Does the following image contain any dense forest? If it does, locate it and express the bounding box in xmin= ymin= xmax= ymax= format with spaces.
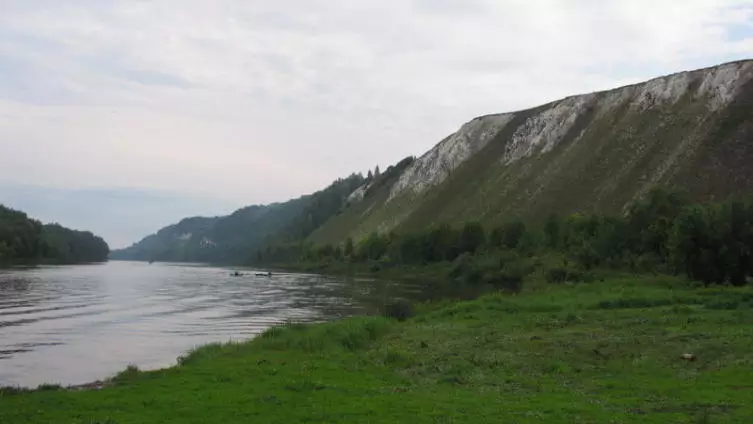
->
xmin=252 ymin=188 xmax=753 ymax=288
xmin=110 ymin=173 xmax=368 ymax=263
xmin=0 ymin=205 xmax=109 ymax=265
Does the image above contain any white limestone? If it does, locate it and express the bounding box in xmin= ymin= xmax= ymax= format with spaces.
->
xmin=696 ymin=61 xmax=753 ymax=111
xmin=389 ymin=113 xmax=514 ymax=200
xmin=362 ymin=61 xmax=753 ymax=207
xmin=347 ymin=184 xmax=369 ymax=204
xmin=503 ymin=94 xmax=594 ymax=164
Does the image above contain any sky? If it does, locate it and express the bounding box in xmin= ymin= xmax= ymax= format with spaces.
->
xmin=1 ymin=1 xmax=752 ymax=248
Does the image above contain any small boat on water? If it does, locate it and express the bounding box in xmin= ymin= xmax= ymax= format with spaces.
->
xmin=230 ymin=271 xmax=272 ymax=277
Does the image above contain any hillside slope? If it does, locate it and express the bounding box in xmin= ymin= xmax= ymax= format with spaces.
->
xmin=0 ymin=204 xmax=109 ymax=264
xmin=109 ymin=201 xmax=308 ymax=263
xmin=111 ymin=175 xmax=365 ymax=263
xmin=310 ymin=60 xmax=753 ymax=244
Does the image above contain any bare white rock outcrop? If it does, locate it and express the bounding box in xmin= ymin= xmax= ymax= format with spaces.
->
xmin=389 ymin=113 xmax=514 ymax=200
xmin=383 ymin=61 xmax=753 ymax=202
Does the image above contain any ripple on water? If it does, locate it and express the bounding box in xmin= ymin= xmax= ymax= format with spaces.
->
xmin=0 ymin=262 xmax=431 ymax=387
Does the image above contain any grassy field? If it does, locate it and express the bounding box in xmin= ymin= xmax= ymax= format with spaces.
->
xmin=3 ymin=275 xmax=753 ymax=423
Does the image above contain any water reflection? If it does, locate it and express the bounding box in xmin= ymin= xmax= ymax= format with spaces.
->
xmin=0 ymin=261 xmax=476 ymax=387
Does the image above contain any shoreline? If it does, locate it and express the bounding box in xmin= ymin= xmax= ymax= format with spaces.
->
xmin=4 ymin=275 xmax=753 ymax=423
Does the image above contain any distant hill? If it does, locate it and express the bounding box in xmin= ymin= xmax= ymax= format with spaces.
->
xmin=0 ymin=205 xmax=109 ymax=264
xmin=110 ymin=174 xmax=365 ymax=263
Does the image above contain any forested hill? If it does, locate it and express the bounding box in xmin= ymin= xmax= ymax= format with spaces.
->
xmin=109 ymin=174 xmax=366 ymax=263
xmin=118 ymin=59 xmax=753 ymax=266
xmin=0 ymin=205 xmax=109 ymax=265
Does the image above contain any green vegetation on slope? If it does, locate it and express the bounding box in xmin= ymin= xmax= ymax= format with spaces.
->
xmin=310 ymin=61 xmax=753 ymax=245
xmin=4 ymin=276 xmax=753 ymax=423
xmin=257 ymin=188 xmax=753 ymax=288
xmin=111 ymin=174 xmax=366 ymax=264
xmin=0 ymin=205 xmax=109 ymax=265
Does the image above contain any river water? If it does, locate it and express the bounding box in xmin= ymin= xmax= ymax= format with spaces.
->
xmin=0 ymin=261 xmax=457 ymax=388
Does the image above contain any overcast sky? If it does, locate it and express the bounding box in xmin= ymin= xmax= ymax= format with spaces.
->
xmin=1 ymin=1 xmax=752 ymax=248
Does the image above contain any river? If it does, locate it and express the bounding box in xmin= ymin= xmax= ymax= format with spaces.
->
xmin=0 ymin=261 xmax=458 ymax=388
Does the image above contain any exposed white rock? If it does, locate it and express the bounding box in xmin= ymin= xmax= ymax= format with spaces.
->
xmin=381 ymin=60 xmax=753 ymax=206
xmin=632 ymin=72 xmax=691 ymax=112
xmin=200 ymin=237 xmax=216 ymax=248
xmin=696 ymin=61 xmax=753 ymax=111
xmin=347 ymin=184 xmax=369 ymax=204
xmin=389 ymin=113 xmax=514 ymax=200
xmin=497 ymin=61 xmax=753 ymax=166
xmin=503 ymin=94 xmax=595 ymax=164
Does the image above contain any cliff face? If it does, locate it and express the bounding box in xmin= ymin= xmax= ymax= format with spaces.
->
xmin=310 ymin=60 xmax=753 ymax=243
xmin=389 ymin=113 xmax=514 ymax=200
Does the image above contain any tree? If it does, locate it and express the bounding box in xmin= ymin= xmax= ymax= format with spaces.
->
xmin=626 ymin=187 xmax=690 ymax=261
xmin=501 ymin=220 xmax=526 ymax=249
xmin=544 ymin=214 xmax=561 ymax=248
xmin=423 ymin=224 xmax=458 ymax=262
xmin=344 ymin=237 xmax=354 ymax=257
xmin=0 ymin=205 xmax=109 ymax=265
xmin=356 ymin=232 xmax=388 ymax=260
xmin=488 ymin=227 xmax=503 ymax=248
xmin=375 ymin=165 xmax=381 ymax=178
xmin=458 ymin=222 xmax=485 ymax=254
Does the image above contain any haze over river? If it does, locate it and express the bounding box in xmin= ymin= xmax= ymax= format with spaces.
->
xmin=0 ymin=261 xmax=455 ymax=387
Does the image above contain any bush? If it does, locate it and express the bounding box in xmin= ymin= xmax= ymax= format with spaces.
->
xmin=545 ymin=265 xmax=595 ymax=284
xmin=501 ymin=220 xmax=527 ymax=249
xmin=112 ymin=364 xmax=140 ymax=382
xmin=383 ymin=300 xmax=414 ymax=322
xmin=484 ymin=258 xmax=531 ymax=293
xmin=449 ymin=253 xmax=474 ymax=278
xmin=483 ymin=271 xmax=524 ymax=293
xmin=499 ymin=261 xmax=530 ymax=293
xmin=630 ymin=253 xmax=665 ymax=273
xmin=35 ymin=384 xmax=62 ymax=392
xmin=449 ymin=253 xmax=492 ymax=284
xmin=546 ymin=267 xmax=568 ymax=284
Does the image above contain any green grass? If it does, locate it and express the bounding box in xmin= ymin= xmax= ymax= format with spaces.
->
xmin=3 ymin=276 xmax=753 ymax=423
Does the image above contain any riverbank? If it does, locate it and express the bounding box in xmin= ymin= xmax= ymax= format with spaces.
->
xmin=3 ymin=275 xmax=753 ymax=423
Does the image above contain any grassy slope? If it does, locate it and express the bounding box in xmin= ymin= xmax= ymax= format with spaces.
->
xmin=311 ymin=70 xmax=753 ymax=244
xmin=401 ymin=91 xmax=714 ymax=228
xmin=4 ymin=276 xmax=753 ymax=423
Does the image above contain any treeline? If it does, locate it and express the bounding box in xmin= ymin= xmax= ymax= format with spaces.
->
xmin=254 ymin=188 xmax=753 ymax=287
xmin=255 ymin=157 xmax=415 ymax=251
xmin=274 ymin=173 xmax=366 ymax=242
xmin=0 ymin=205 xmax=109 ymax=265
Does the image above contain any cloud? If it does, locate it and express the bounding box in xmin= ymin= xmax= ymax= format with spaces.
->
xmin=0 ymin=0 xmax=752 ymax=245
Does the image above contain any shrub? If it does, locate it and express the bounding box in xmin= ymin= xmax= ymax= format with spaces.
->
xmin=546 ymin=267 xmax=568 ymax=284
xmin=457 ymin=222 xmax=485 ymax=254
xmin=35 ymin=384 xmax=62 ymax=392
xmin=112 ymin=364 xmax=140 ymax=382
xmin=498 ymin=265 xmax=527 ymax=293
xmin=449 ymin=253 xmax=474 ymax=278
xmin=486 ymin=258 xmax=531 ymax=293
xmin=501 ymin=220 xmax=527 ymax=249
xmin=449 ymin=253 xmax=494 ymax=284
xmin=383 ymin=300 xmax=414 ymax=322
